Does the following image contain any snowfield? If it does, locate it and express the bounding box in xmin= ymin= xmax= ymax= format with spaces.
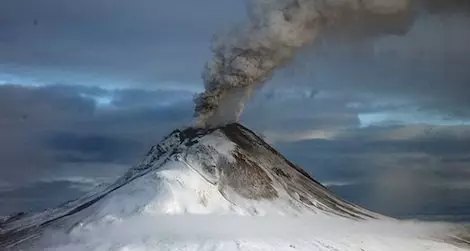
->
xmin=1 ymin=123 xmax=469 ymax=250
xmin=36 ymin=216 xmax=469 ymax=251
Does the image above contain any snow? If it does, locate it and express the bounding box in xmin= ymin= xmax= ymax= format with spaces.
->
xmin=35 ymin=216 xmax=468 ymax=251
xmin=3 ymin=124 xmax=469 ymax=251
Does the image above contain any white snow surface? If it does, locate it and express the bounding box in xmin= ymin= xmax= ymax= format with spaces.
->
xmin=2 ymin=124 xmax=469 ymax=250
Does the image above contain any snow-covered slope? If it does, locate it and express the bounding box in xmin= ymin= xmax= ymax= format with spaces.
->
xmin=1 ymin=123 xmax=469 ymax=250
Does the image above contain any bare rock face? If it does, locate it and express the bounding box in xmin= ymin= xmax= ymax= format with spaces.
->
xmin=211 ymin=124 xmax=377 ymax=219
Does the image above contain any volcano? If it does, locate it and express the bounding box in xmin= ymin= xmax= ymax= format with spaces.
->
xmin=1 ymin=123 xmax=469 ymax=250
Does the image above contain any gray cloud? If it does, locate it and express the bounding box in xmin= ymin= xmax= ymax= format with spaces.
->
xmin=110 ymin=89 xmax=194 ymax=108
xmin=0 ymin=84 xmax=192 ymax=188
xmin=46 ymin=133 xmax=141 ymax=163
xmin=421 ymin=0 xmax=470 ymax=13
xmin=272 ymin=11 xmax=470 ymax=121
xmin=0 ymin=0 xmax=246 ymax=87
xmin=0 ymin=180 xmax=86 ymax=216
xmin=242 ymin=89 xmax=361 ymax=136
xmin=1 ymin=0 xmax=469 ymax=132
xmin=275 ymin=124 xmax=470 ymax=219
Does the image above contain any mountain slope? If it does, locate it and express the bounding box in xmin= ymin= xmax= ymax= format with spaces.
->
xmin=1 ymin=123 xmax=468 ymax=250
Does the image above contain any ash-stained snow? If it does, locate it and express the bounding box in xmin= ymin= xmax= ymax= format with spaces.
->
xmin=1 ymin=123 xmax=469 ymax=250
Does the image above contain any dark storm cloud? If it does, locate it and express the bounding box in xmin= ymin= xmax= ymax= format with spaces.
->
xmin=110 ymin=89 xmax=194 ymax=108
xmin=281 ymin=136 xmax=470 ymax=156
xmin=46 ymin=133 xmax=141 ymax=163
xmin=275 ymin=124 xmax=470 ymax=220
xmin=274 ymin=10 xmax=470 ymax=121
xmin=0 ymin=0 xmax=468 ymax=133
xmin=328 ymin=180 xmax=470 ymax=221
xmin=242 ymin=89 xmax=361 ymax=136
xmin=0 ymin=0 xmax=468 ymax=90
xmin=421 ymin=0 xmax=470 ymax=13
xmin=0 ymin=0 xmax=246 ymax=86
xmin=0 ymin=180 xmax=87 ymax=216
xmin=0 ymin=84 xmax=95 ymax=122
xmin=0 ymin=84 xmax=192 ymax=187
xmin=0 ymin=85 xmax=96 ymax=187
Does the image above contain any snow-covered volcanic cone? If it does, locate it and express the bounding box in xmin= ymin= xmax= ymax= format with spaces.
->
xmin=1 ymin=123 xmax=469 ymax=250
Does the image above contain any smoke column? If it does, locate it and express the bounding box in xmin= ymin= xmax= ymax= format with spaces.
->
xmin=194 ymin=0 xmax=410 ymax=128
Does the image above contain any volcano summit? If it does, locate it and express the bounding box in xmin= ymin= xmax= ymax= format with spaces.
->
xmin=1 ymin=123 xmax=469 ymax=250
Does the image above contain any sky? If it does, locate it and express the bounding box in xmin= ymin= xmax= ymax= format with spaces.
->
xmin=0 ymin=0 xmax=470 ymax=221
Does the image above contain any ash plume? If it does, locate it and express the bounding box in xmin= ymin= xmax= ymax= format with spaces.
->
xmin=194 ymin=0 xmax=410 ymax=128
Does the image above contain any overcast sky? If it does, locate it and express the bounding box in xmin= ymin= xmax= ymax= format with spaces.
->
xmin=0 ymin=0 xmax=470 ymax=221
